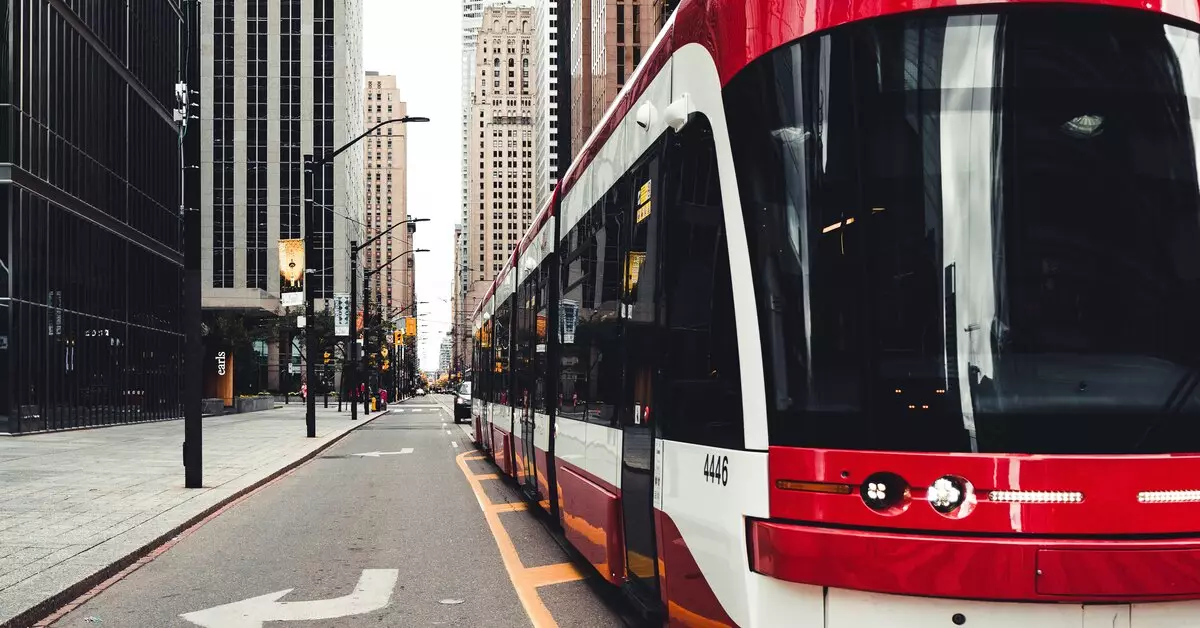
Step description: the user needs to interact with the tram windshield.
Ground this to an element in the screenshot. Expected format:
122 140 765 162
725 7 1200 454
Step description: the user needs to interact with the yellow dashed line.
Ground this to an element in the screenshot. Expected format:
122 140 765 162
474 473 500 480
524 562 584 588
456 451 585 628
489 502 529 513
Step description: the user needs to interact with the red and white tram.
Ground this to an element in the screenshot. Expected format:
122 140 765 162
470 0 1200 625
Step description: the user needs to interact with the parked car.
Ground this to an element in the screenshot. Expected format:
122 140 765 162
453 382 472 423
415 388 426 396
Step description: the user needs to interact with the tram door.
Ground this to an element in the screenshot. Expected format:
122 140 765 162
619 151 662 608
519 345 538 495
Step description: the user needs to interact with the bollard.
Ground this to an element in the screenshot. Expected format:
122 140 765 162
324 392 328 408
285 392 289 405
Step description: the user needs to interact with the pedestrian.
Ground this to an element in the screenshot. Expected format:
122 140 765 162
301 382 307 402
380 387 388 411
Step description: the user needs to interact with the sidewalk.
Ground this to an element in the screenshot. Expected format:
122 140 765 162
0 404 383 627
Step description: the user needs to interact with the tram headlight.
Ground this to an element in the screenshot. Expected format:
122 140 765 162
928 475 974 516
860 472 909 514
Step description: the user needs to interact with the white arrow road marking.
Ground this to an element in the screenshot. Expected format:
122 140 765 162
452 441 459 448
180 569 400 628
351 449 414 457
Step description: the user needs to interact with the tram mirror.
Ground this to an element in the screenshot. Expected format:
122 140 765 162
665 94 692 132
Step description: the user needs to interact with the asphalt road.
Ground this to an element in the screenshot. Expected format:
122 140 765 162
47 396 626 628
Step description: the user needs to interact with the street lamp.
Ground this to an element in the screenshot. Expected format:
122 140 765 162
361 249 427 408
347 219 427 421
303 116 428 436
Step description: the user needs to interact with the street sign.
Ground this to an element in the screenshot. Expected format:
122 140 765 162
180 569 399 628
333 293 350 337
296 315 306 329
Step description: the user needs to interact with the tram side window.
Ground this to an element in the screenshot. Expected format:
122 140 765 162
493 298 512 405
477 319 492 401
534 263 550 413
472 333 482 400
658 116 744 449
559 183 627 427
514 275 535 410
558 223 591 423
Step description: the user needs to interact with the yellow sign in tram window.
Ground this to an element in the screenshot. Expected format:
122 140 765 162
636 180 652 224
626 251 646 292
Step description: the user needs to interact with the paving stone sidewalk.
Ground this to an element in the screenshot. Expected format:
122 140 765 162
0 404 381 626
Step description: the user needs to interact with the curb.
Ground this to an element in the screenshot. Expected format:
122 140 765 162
5 409 391 628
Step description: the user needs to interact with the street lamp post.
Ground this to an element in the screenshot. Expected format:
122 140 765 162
303 116 428 436
348 218 427 420
362 250 427 404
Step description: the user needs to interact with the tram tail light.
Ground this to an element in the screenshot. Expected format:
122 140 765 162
987 490 1084 504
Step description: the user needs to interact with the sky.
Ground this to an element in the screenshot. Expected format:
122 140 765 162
362 0 461 372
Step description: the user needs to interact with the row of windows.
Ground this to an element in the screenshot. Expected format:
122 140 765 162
281 0 302 240
311 0 336 299
474 117 743 448
246 0 269 290
212 2 236 287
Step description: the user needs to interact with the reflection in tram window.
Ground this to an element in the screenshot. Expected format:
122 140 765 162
727 8 1200 454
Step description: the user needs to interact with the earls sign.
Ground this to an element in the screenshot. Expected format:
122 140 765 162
205 347 235 407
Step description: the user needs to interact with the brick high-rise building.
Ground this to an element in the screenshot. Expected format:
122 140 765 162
570 0 673 159
570 0 594 160
362 73 412 319
465 5 537 313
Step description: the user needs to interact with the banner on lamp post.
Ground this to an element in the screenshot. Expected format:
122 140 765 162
333 293 351 337
279 239 305 307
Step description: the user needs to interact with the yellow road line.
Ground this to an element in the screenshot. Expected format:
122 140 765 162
489 502 529 513
455 451 560 627
474 472 500 480
525 562 584 588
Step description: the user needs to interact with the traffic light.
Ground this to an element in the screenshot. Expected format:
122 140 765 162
322 351 331 364
382 359 390 371
393 330 402 345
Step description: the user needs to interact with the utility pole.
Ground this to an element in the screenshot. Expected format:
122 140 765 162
349 240 358 421
301 116 428 434
303 155 317 437
182 0 203 488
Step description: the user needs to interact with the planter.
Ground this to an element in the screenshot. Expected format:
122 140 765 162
201 398 225 416
234 396 275 414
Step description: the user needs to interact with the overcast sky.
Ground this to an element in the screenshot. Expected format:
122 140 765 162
362 0 461 372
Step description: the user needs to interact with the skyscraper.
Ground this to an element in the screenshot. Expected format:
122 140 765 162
201 0 364 389
569 0 673 159
362 73 412 319
465 5 537 312
533 0 560 210
570 0 594 159
0 1 189 432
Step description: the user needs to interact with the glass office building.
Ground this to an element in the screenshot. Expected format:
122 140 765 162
0 1 186 432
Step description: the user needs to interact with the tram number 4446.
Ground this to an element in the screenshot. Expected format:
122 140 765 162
703 454 729 486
